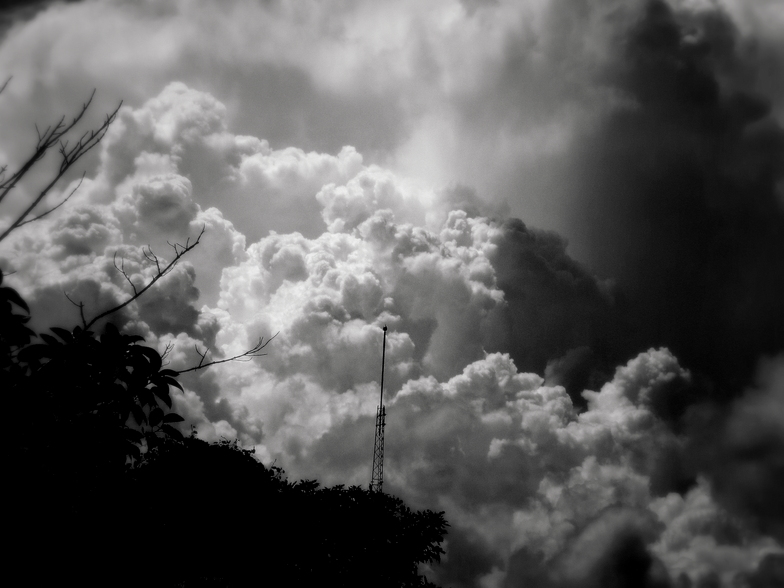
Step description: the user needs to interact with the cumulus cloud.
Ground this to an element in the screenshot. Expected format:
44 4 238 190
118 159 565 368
1 1 783 586
560 0 784 394
2 74 781 587
650 480 782 587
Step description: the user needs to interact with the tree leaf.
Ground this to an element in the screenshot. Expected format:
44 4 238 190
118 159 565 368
124 428 144 442
139 346 162 373
17 343 51 363
131 404 146 426
50 327 73 343
152 384 172 408
40 333 60 347
137 388 156 409
162 375 183 392
162 413 184 424
161 424 183 440
101 323 120 346
149 407 164 427
126 442 141 461
0 286 29 313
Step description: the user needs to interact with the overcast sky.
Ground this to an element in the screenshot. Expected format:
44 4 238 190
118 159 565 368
1 1 783 586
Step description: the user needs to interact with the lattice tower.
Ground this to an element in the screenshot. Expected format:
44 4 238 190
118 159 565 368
370 326 387 493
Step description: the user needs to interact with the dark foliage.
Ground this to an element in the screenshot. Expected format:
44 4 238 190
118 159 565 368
3 276 447 587
133 437 448 587
3 271 185 584
4 278 185 473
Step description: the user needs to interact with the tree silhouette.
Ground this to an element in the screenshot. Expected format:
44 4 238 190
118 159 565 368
3 277 189 584
4 274 448 587
129 436 449 587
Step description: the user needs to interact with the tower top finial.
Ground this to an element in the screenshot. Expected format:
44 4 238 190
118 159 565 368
383 325 387 332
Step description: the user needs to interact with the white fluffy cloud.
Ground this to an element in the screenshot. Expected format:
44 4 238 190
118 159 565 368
5 0 778 244
2 1 783 584
2 80 782 586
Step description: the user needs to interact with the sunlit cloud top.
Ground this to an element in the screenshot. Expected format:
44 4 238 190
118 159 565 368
1 1 782 586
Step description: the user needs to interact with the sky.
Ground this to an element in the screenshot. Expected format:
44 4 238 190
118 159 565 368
1 0 783 586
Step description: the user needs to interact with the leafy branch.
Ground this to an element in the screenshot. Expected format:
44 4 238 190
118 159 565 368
64 224 273 375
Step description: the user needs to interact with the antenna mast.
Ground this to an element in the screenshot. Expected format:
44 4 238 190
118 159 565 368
370 326 387 492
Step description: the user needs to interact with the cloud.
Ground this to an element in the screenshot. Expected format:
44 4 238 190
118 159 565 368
1 1 783 585
650 480 782 587
686 355 784 544
2 77 782 586
559 0 784 394
548 507 670 588
95 81 364 245
337 347 776 587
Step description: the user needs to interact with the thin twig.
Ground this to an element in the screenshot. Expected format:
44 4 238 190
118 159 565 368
175 333 277 375
64 291 88 329
114 253 140 296
0 93 94 201
15 174 85 228
0 93 122 242
84 226 205 330
160 342 175 364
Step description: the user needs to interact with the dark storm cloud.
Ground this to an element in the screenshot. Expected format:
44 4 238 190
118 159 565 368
563 0 784 396
2 2 783 586
0 0 82 37
740 553 784 588
540 1 784 564
548 508 671 588
484 218 626 405
444 508 674 588
686 355 784 542
438 528 502 588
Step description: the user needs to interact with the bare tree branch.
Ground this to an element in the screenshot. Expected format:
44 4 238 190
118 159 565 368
63 291 87 329
14 173 85 228
60 222 274 374
113 252 140 297
143 246 163 275
160 341 175 364
175 334 278 375
0 91 122 242
0 90 95 201
82 225 205 331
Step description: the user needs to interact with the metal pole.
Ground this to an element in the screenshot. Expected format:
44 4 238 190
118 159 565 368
379 325 387 406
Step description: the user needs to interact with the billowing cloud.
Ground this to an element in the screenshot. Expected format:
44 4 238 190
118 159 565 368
560 0 784 395
1 1 783 587
686 355 784 545
2 72 782 588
